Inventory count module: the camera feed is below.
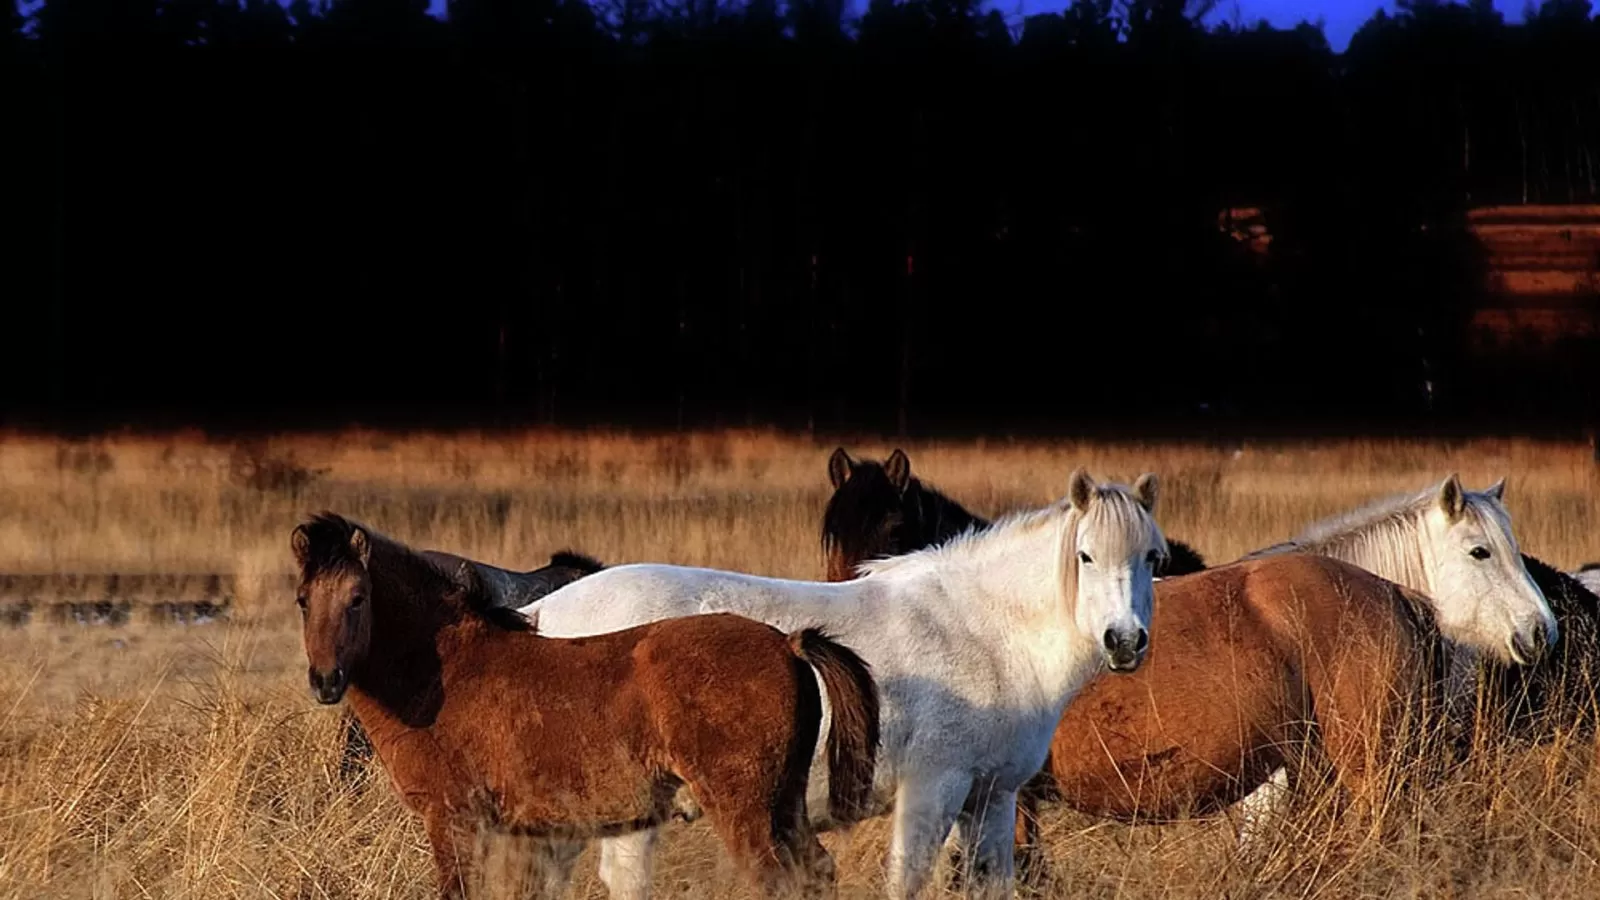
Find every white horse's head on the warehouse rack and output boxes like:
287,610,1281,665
1061,469,1168,673
1420,474,1557,665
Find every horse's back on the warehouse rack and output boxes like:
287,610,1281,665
529,560,868,638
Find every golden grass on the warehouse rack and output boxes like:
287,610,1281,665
1,428,1598,899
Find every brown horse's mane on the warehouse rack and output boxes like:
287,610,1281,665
295,511,534,633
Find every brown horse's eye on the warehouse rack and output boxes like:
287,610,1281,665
296,594,308,611
349,594,367,609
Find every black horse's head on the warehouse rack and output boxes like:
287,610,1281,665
821,447,985,581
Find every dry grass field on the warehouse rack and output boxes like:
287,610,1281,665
2,428,1599,900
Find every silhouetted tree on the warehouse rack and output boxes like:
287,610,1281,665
4,0,1599,435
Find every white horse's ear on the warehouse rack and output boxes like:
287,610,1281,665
1132,473,1160,513
828,447,854,490
884,449,912,494
290,525,311,567
1067,468,1096,511
525,607,541,634
1485,477,1506,502
1438,473,1467,522
350,528,372,567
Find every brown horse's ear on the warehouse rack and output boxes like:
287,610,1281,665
828,447,854,490
1067,468,1096,511
291,524,311,568
1132,473,1159,513
350,527,372,567
1485,477,1506,502
884,449,912,494
1437,473,1467,522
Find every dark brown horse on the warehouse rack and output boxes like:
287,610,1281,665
334,548,607,787
293,512,881,899
822,446,1209,582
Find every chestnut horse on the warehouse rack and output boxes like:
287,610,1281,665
822,447,1210,581
1014,554,1452,871
292,513,880,900
333,549,606,787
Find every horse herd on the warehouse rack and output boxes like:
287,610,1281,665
292,447,1600,900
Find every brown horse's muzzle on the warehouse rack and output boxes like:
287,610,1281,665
309,665,348,704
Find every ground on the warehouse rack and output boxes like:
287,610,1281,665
1,428,1598,899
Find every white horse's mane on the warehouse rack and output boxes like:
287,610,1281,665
1264,479,1513,591
854,482,1166,578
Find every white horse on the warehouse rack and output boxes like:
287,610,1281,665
516,469,1169,900
1230,473,1559,850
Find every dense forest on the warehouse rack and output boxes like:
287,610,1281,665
2,0,1599,436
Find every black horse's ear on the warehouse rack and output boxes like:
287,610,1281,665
828,447,855,490
291,525,311,567
884,449,912,494
350,527,372,567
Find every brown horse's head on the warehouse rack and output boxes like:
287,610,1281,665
821,446,987,581
291,513,376,705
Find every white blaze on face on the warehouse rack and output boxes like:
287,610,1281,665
1423,475,1558,666
1065,469,1164,673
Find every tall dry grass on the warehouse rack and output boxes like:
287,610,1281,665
1,428,1598,899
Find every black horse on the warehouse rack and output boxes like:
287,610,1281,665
821,446,1209,583
332,548,607,786
1478,554,1600,745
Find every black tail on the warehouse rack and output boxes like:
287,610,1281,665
788,628,882,824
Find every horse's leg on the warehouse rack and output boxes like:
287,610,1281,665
943,810,974,894
337,710,375,787
1232,766,1291,855
958,781,1019,900
1011,785,1048,889
421,811,472,900
886,770,974,900
532,838,586,900
598,831,658,900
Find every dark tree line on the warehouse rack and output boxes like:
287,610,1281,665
2,0,1599,436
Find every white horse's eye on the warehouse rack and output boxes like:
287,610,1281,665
1469,546,1491,561
1078,551,1093,566
1145,549,1160,566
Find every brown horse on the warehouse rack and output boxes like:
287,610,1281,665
822,446,1210,581
292,512,881,899
1014,555,1448,859
334,548,607,787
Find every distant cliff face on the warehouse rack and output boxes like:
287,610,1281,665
1466,205,1600,352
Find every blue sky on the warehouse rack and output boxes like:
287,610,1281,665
415,0,1527,53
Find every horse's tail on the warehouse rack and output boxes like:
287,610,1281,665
787,627,881,824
